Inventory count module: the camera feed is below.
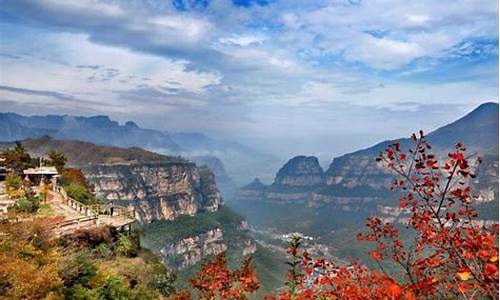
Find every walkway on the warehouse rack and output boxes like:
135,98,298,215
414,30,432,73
47,190,83,219
46,187,136,236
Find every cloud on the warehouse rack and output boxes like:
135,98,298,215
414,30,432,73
0,0,497,157
0,85,76,101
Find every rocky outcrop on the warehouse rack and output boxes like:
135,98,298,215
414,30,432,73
325,152,393,189
237,178,268,200
160,228,227,269
191,156,237,198
83,162,221,223
274,156,325,187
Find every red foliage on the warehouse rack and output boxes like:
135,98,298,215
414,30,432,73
269,132,498,299
188,252,259,299
61,168,90,189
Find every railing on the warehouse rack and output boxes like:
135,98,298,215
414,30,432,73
55,186,100,217
52,215,97,230
55,185,136,222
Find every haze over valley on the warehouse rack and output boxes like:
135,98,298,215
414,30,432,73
0,1,498,299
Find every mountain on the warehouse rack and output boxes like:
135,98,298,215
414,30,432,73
0,112,278,186
324,102,499,191
169,132,280,185
1,136,218,222
189,155,238,198
1,135,182,165
229,102,499,267
0,113,180,152
273,156,325,187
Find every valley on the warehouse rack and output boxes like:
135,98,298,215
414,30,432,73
0,102,498,297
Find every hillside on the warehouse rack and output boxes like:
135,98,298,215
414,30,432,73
325,102,499,190
0,135,184,165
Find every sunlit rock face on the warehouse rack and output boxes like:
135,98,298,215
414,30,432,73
160,228,227,269
274,156,325,187
84,162,222,223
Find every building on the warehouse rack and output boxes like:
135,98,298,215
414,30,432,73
23,166,59,186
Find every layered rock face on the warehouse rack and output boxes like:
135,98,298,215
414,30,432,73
160,228,227,269
84,162,221,223
274,156,325,186
238,103,499,209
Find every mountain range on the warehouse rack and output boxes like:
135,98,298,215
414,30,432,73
230,102,499,265
0,112,279,188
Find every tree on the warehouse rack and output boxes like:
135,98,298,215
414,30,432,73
61,168,90,190
188,252,259,300
268,132,498,300
4,174,23,198
1,142,32,175
47,149,67,173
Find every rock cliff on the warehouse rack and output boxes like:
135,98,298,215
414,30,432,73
8,136,223,223
83,162,221,223
274,156,325,187
236,103,499,209
160,228,227,269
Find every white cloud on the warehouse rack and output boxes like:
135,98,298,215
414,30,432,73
219,34,266,46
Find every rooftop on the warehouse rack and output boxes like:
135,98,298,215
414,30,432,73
23,166,58,175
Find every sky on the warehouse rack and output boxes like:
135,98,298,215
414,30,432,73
0,0,498,162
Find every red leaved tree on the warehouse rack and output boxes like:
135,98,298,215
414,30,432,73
179,252,259,300
269,132,498,299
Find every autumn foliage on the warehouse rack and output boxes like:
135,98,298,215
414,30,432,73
187,253,259,299
263,131,499,300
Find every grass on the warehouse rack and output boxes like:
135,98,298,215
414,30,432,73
37,203,54,217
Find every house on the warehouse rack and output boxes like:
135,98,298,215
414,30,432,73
23,166,59,186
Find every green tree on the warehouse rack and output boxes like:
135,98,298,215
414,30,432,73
4,174,23,198
1,142,32,175
47,149,67,173
65,182,92,204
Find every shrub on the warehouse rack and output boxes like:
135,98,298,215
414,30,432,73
5,174,23,199
116,233,138,257
153,272,177,296
60,168,90,190
60,253,97,288
94,243,113,259
11,196,40,213
64,226,114,249
65,182,93,204
189,252,259,299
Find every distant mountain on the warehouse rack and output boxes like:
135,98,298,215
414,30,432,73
0,112,278,186
273,156,325,187
0,113,180,152
325,102,499,190
189,155,238,197
167,131,280,185
235,101,498,209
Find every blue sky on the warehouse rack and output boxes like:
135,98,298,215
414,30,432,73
0,0,498,161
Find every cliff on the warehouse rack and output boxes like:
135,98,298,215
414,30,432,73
141,207,257,271
3,137,222,223
273,156,325,187
83,162,221,223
